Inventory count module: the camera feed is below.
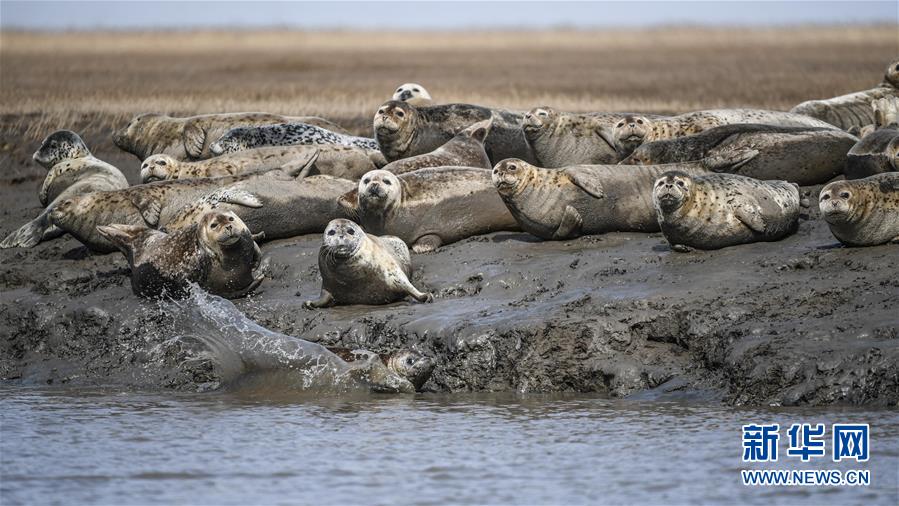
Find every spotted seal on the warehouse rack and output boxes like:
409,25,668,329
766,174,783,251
620,124,858,185
1,130,129,249
790,59,899,131
210,123,380,156
392,83,433,106
652,172,802,251
113,112,348,161
373,100,535,164
380,119,491,174
819,173,899,247
304,219,433,308
338,167,519,253
845,97,899,179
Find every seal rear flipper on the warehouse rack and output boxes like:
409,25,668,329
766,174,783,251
283,150,320,179
563,169,604,199
702,148,759,172
181,122,207,159
553,205,583,240
0,213,51,249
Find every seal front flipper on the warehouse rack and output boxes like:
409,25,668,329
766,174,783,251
283,149,320,179
671,244,694,253
95,223,146,255
411,234,442,253
734,204,767,233
564,169,605,199
337,189,360,220
553,205,583,240
182,121,208,159
702,148,759,172
303,289,335,309
129,193,163,227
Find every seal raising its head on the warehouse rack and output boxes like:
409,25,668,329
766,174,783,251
612,115,652,157
883,59,899,88
304,219,432,308
819,173,899,247
141,154,179,183
392,83,433,107
380,119,492,174
32,130,92,169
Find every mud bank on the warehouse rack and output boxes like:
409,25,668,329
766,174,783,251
1,129,897,406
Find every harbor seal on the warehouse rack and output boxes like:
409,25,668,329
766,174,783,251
97,210,266,299
326,347,434,391
492,158,725,240
209,122,380,156
611,115,653,158
304,219,433,308
1,130,129,249
380,119,492,174
652,172,802,251
620,124,858,185
819,173,899,247
113,112,349,161
373,100,535,164
392,83,433,107
790,59,899,131
338,167,519,252
845,97,899,179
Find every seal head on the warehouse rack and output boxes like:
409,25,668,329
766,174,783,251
373,101,417,157
491,159,529,197
321,218,365,259
613,115,652,157
33,130,91,169
210,126,259,155
200,210,249,251
818,182,856,224
356,169,403,214
392,83,432,106
386,350,435,391
141,154,179,183
522,106,556,139
884,60,899,88
652,171,692,213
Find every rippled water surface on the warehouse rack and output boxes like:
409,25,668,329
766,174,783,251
2,386,897,505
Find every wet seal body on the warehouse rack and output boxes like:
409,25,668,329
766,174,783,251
327,347,435,391
790,60,899,131
113,112,347,161
380,119,492,174
373,100,536,165
392,83,433,106
98,210,265,299
620,124,858,186
1,130,129,249
845,97,899,179
304,219,432,308
652,172,802,251
210,122,380,156
339,167,519,253
492,158,719,240
819,173,899,247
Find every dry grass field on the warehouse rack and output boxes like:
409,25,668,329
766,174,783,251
1,26,897,139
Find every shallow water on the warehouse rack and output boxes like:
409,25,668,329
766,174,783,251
1,386,897,505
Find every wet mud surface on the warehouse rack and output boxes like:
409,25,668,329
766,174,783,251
1,129,897,406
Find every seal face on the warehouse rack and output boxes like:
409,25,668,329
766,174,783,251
141,154,178,183
210,123,378,156
819,173,899,246
612,115,652,157
392,83,433,107
304,219,433,308
652,172,801,251
32,130,92,169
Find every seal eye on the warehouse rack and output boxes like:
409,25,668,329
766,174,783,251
676,180,686,188
347,228,355,235
327,230,336,236
378,108,386,115
840,191,850,199
210,223,218,229
617,122,625,128
413,88,420,92
157,160,167,166
636,119,644,125
363,178,370,184
228,216,234,222
396,110,405,118
396,88,402,93
406,357,415,366
508,163,518,171
384,179,392,185
821,194,830,201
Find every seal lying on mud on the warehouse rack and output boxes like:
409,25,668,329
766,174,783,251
845,97,899,180
327,347,435,391
210,122,380,155
304,219,433,308
1,130,129,249
98,210,266,299
819,173,899,247
392,83,433,106
373,100,535,164
380,119,492,174
619,124,858,185
48,159,352,252
652,172,802,251
339,167,519,253
491,158,734,240
113,112,347,161
790,59,899,131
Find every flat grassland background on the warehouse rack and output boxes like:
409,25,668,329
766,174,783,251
1,26,897,143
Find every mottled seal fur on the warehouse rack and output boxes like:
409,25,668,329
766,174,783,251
97,210,266,299
327,347,435,391
380,119,492,174
210,122,380,155
845,97,899,179
1,130,129,249
392,83,433,106
620,124,858,185
819,173,899,247
304,219,432,308
652,172,802,251
338,167,519,253
113,112,348,161
790,59,899,131
492,158,717,240
373,100,536,165
140,149,319,183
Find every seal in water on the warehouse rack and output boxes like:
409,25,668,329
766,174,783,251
338,167,520,253
304,219,433,308
1,130,129,249
845,97,899,179
97,209,266,299
819,172,899,247
488,158,755,240
790,59,899,131
652,172,802,251
113,112,348,161
619,124,858,186
327,347,435,391
380,119,492,174
392,83,433,107
373,100,536,165
209,122,380,155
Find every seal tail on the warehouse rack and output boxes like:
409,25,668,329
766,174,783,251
0,211,51,249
